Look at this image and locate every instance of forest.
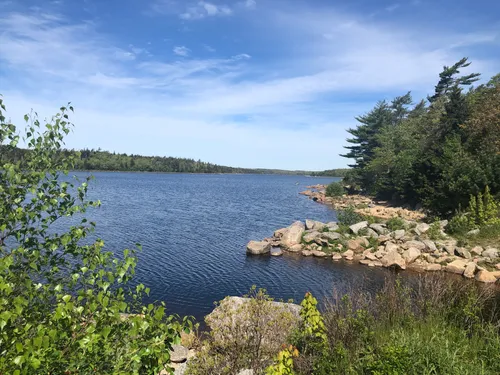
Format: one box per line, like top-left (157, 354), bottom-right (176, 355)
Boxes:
top-left (342, 58), bottom-right (500, 217)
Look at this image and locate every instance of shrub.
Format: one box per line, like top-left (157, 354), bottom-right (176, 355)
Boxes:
top-left (448, 213), bottom-right (473, 235)
top-left (337, 206), bottom-right (364, 226)
top-left (428, 219), bottom-right (445, 240)
top-left (0, 99), bottom-right (191, 374)
top-left (186, 287), bottom-right (298, 375)
top-left (386, 216), bottom-right (406, 231)
top-left (325, 182), bottom-right (345, 197)
top-left (468, 186), bottom-right (500, 227)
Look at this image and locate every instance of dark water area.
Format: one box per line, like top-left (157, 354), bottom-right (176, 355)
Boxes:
top-left (69, 172), bottom-right (395, 322)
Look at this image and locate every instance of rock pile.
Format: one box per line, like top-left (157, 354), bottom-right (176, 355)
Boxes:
top-left (247, 219), bottom-right (500, 283)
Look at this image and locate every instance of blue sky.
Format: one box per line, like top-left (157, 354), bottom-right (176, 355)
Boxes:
top-left (0, 0), bottom-right (499, 170)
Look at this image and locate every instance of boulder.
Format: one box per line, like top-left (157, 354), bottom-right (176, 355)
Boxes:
top-left (301, 250), bottom-right (313, 257)
top-left (471, 246), bottom-right (484, 256)
top-left (385, 242), bottom-right (399, 253)
top-left (368, 260), bottom-right (383, 267)
top-left (313, 221), bottom-right (327, 231)
top-left (455, 248), bottom-right (472, 259)
top-left (246, 241), bottom-right (271, 255)
top-left (403, 240), bottom-right (426, 251)
top-left (393, 229), bottom-right (406, 240)
top-left (312, 250), bottom-right (328, 257)
top-left (281, 221), bottom-right (305, 249)
top-left (342, 250), bottom-right (354, 260)
top-left (321, 232), bottom-right (342, 242)
top-left (482, 248), bottom-right (499, 259)
top-left (415, 223), bottom-right (430, 235)
top-left (273, 228), bottom-right (288, 238)
top-left (467, 229), bottom-right (480, 237)
top-left (425, 264), bottom-right (442, 272)
top-left (422, 240), bottom-right (437, 252)
top-left (348, 238), bottom-right (369, 253)
top-left (445, 259), bottom-right (468, 274)
top-left (288, 244), bottom-right (303, 253)
top-left (349, 221), bottom-right (368, 235)
top-left (402, 247), bottom-right (421, 264)
top-left (305, 219), bottom-right (316, 230)
top-left (475, 270), bottom-right (497, 283)
top-left (332, 253), bottom-right (342, 261)
top-left (170, 344), bottom-right (189, 363)
top-left (363, 250), bottom-right (378, 261)
top-left (463, 262), bottom-right (476, 279)
top-left (439, 220), bottom-right (449, 229)
top-left (359, 259), bottom-right (371, 265)
top-left (365, 228), bottom-right (379, 238)
top-left (378, 235), bottom-right (391, 244)
top-left (327, 222), bottom-right (339, 231)
top-left (303, 231), bottom-right (321, 243)
top-left (173, 363), bottom-right (187, 375)
top-left (370, 223), bottom-right (388, 235)
top-left (375, 249), bottom-right (387, 259)
top-left (381, 250), bottom-right (406, 270)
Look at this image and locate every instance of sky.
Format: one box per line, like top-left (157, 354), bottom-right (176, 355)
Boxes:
top-left (0, 0), bottom-right (499, 170)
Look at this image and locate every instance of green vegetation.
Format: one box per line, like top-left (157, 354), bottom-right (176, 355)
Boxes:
top-left (341, 58), bottom-right (500, 219)
top-left (291, 274), bottom-right (500, 374)
top-left (336, 206), bottom-right (364, 226)
top-left (325, 181), bottom-right (345, 197)
top-left (310, 169), bottom-right (349, 177)
top-left (0, 98), bottom-right (191, 374)
top-left (386, 216), bottom-right (406, 231)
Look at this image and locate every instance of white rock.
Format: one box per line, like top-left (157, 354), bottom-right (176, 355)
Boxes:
top-left (246, 241), bottom-right (271, 255)
top-left (350, 221), bottom-right (368, 234)
top-left (402, 247), bottom-right (421, 264)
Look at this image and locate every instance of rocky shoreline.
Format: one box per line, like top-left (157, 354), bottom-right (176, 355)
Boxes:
top-left (299, 185), bottom-right (426, 221)
top-left (247, 218), bottom-right (500, 283)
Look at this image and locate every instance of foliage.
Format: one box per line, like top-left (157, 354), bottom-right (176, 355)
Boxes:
top-left (386, 216), bottom-right (406, 231)
top-left (427, 219), bottom-right (445, 240)
top-left (265, 345), bottom-right (298, 375)
top-left (325, 181), bottom-right (345, 197)
top-left (336, 206), bottom-right (364, 226)
top-left (298, 293), bottom-right (327, 351)
top-left (186, 287), bottom-right (298, 375)
top-left (310, 169), bottom-right (350, 177)
top-left (340, 58), bottom-right (500, 217)
top-left (292, 274), bottom-right (500, 375)
top-left (0, 98), bottom-right (191, 374)
top-left (468, 186), bottom-right (500, 227)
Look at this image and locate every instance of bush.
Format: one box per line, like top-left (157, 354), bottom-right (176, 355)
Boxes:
top-left (448, 213), bottom-right (473, 235)
top-left (186, 287), bottom-right (298, 375)
top-left (386, 216), bottom-right (406, 231)
top-left (325, 182), bottom-right (345, 197)
top-left (337, 206), bottom-right (364, 226)
top-left (0, 99), bottom-right (191, 374)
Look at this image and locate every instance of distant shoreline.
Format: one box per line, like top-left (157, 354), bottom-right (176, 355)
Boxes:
top-left (70, 169), bottom-right (345, 177)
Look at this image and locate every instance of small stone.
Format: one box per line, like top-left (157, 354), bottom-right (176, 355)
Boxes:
top-left (271, 249), bottom-right (283, 256)
top-left (475, 270), bottom-right (497, 283)
top-left (415, 222), bottom-right (430, 235)
top-left (170, 345), bottom-right (189, 363)
top-left (312, 250), bottom-right (328, 257)
top-left (463, 262), bottom-right (476, 279)
top-left (403, 240), bottom-right (426, 251)
top-left (368, 260), bottom-right (383, 267)
top-left (301, 250), bottom-right (312, 257)
top-left (381, 250), bottom-right (406, 269)
top-left (349, 221), bottom-right (368, 234)
top-left (359, 259), bottom-right (371, 265)
top-left (467, 229), bottom-right (480, 236)
top-left (332, 253), bottom-right (342, 261)
top-left (385, 242), bottom-right (399, 253)
top-left (374, 249), bottom-right (387, 259)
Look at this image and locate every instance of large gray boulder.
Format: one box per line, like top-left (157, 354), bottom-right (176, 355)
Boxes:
top-left (321, 232), bottom-right (342, 242)
top-left (350, 221), bottom-right (368, 235)
top-left (370, 223), bottom-right (388, 235)
top-left (302, 231), bottom-right (321, 243)
top-left (483, 248), bottom-right (499, 259)
top-left (170, 345), bottom-right (189, 363)
top-left (327, 222), bottom-right (339, 231)
top-left (415, 223), bottom-right (430, 235)
top-left (305, 219), bottom-right (316, 230)
top-left (281, 221), bottom-right (305, 249)
top-left (246, 241), bottom-right (271, 255)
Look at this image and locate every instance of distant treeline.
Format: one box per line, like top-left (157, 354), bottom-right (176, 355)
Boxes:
top-left (310, 169), bottom-right (349, 177)
top-left (0, 146), bottom-right (347, 176)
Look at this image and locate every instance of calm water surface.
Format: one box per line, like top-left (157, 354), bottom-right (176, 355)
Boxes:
top-left (76, 172), bottom-right (393, 321)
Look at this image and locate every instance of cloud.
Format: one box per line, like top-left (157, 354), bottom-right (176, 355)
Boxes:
top-left (179, 2), bottom-right (232, 20)
top-left (203, 44), bottom-right (216, 52)
top-left (173, 45), bottom-right (190, 56)
top-left (0, 5), bottom-right (498, 169)
top-left (385, 3), bottom-right (400, 12)
top-left (244, 0), bottom-right (256, 9)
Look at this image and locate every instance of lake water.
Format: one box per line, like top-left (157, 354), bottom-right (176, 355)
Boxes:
top-left (78, 172), bottom-right (393, 321)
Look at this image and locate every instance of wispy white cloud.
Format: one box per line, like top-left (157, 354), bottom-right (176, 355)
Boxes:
top-left (0, 5), bottom-right (497, 169)
top-left (149, 0), bottom-right (255, 20)
top-left (173, 45), bottom-right (190, 56)
top-left (385, 3), bottom-right (400, 12)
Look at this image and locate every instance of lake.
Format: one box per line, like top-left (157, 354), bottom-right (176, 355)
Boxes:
top-left (77, 172), bottom-right (393, 321)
